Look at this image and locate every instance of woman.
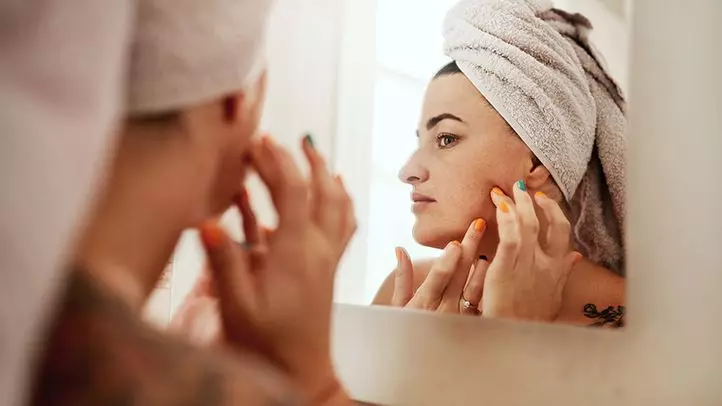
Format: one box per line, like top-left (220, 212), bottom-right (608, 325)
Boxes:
top-left (373, 0), bottom-right (626, 327)
top-left (52, 0), bottom-right (357, 404)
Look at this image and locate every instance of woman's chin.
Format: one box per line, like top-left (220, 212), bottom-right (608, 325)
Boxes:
top-left (412, 222), bottom-right (457, 250)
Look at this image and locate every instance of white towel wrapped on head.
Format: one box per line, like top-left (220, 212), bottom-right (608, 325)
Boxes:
top-left (443, 0), bottom-right (626, 275)
top-left (128, 0), bottom-right (274, 115)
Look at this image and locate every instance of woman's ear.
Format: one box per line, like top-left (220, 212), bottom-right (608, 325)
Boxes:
top-left (222, 93), bottom-right (245, 123)
top-left (526, 159), bottom-right (552, 190)
top-left (222, 71), bottom-right (267, 125)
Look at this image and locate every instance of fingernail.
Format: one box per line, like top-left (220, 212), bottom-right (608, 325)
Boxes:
top-left (499, 202), bottom-right (509, 213)
top-left (200, 222), bottom-right (224, 249)
top-left (479, 255), bottom-right (488, 261)
top-left (474, 218), bottom-right (486, 232)
top-left (516, 180), bottom-right (527, 191)
top-left (334, 174), bottom-right (344, 186)
top-left (535, 191), bottom-right (546, 199)
top-left (573, 252), bottom-right (584, 265)
top-left (395, 247), bottom-right (403, 263)
top-left (492, 187), bottom-right (505, 196)
top-left (451, 240), bottom-right (461, 246)
top-left (304, 132), bottom-right (315, 148)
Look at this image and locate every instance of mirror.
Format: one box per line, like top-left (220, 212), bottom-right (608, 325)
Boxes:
top-left (145, 0), bottom-right (631, 331)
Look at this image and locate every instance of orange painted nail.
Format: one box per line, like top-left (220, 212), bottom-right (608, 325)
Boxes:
top-left (499, 202), bottom-right (509, 213)
top-left (535, 191), bottom-right (546, 199)
top-left (474, 218), bottom-right (486, 231)
top-left (451, 240), bottom-right (461, 246)
top-left (200, 222), bottom-right (224, 249)
top-left (395, 247), bottom-right (403, 262)
top-left (492, 187), bottom-right (505, 196)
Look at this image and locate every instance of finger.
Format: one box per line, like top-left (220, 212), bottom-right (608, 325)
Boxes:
top-left (511, 180), bottom-right (539, 271)
top-left (301, 134), bottom-right (346, 238)
top-left (234, 188), bottom-right (261, 246)
top-left (534, 191), bottom-right (572, 257)
top-left (461, 256), bottom-right (489, 315)
top-left (490, 187), bottom-right (521, 273)
top-left (199, 221), bottom-right (255, 334)
top-left (250, 136), bottom-right (309, 230)
top-left (441, 218), bottom-right (486, 305)
top-left (335, 175), bottom-right (357, 249)
top-left (391, 247), bottom-right (414, 307)
top-left (410, 241), bottom-right (462, 308)
top-left (273, 140), bottom-right (312, 228)
top-left (233, 189), bottom-right (268, 269)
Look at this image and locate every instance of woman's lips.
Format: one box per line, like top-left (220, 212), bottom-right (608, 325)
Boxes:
top-left (411, 192), bottom-right (436, 213)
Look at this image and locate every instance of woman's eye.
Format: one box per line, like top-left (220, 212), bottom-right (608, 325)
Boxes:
top-left (436, 133), bottom-right (459, 148)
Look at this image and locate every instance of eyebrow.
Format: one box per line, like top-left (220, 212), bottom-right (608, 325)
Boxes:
top-left (416, 113), bottom-right (466, 137)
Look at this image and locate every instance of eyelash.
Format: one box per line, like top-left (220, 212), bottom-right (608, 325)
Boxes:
top-left (435, 133), bottom-right (460, 149)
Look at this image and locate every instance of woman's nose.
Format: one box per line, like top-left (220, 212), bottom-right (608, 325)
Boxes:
top-left (398, 153), bottom-right (429, 185)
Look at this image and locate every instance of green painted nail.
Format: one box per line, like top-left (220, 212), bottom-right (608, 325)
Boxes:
top-left (304, 132), bottom-right (315, 148)
top-left (517, 180), bottom-right (527, 191)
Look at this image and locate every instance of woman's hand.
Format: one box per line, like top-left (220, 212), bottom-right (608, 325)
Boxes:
top-left (391, 218), bottom-right (487, 315)
top-left (197, 135), bottom-right (356, 403)
top-left (478, 181), bottom-right (582, 322)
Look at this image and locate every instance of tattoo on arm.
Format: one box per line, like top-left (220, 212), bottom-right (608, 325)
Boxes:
top-left (583, 304), bottom-right (625, 328)
top-left (30, 267), bottom-right (302, 406)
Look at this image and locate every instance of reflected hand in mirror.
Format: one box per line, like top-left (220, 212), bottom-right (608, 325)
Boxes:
top-left (480, 183), bottom-right (582, 322)
top-left (391, 218), bottom-right (486, 315)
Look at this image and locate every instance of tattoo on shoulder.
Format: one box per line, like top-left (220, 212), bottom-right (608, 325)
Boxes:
top-left (583, 304), bottom-right (625, 328)
top-left (31, 267), bottom-right (301, 406)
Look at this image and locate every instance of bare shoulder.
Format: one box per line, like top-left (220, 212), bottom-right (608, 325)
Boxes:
top-left (556, 259), bottom-right (626, 325)
top-left (371, 258), bottom-right (435, 306)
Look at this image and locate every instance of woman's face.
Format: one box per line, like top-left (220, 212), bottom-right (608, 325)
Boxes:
top-left (399, 73), bottom-right (533, 249)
